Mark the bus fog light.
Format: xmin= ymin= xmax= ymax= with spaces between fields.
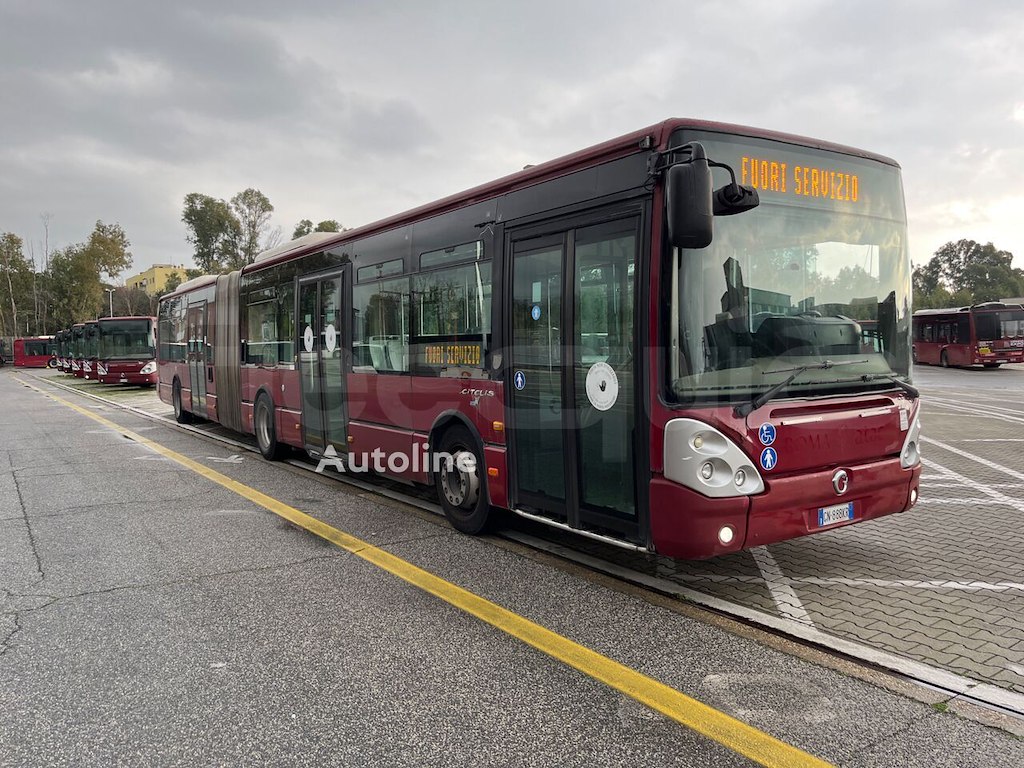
xmin=734 ymin=469 xmax=746 ymax=487
xmin=700 ymin=462 xmax=714 ymax=480
xmin=718 ymin=526 xmax=735 ymax=545
xmin=693 ymin=434 xmax=704 ymax=450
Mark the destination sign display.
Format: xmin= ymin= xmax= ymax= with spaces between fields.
xmin=740 ymin=156 xmax=858 ymax=203
xmin=422 ymin=342 xmax=483 ymax=367
xmin=671 ymin=129 xmax=905 ymax=220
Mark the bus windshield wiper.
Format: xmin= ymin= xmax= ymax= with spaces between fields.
xmin=859 ymin=373 xmax=919 ymax=399
xmin=734 ymin=359 xmax=868 ymax=418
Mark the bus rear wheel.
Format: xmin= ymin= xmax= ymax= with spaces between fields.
xmin=255 ymin=393 xmax=285 ymax=461
xmin=173 ymin=380 xmax=193 ymax=424
xmin=434 ymin=426 xmax=491 ymax=534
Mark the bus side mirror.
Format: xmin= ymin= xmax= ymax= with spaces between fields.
xmin=666 ymin=158 xmax=713 ymax=249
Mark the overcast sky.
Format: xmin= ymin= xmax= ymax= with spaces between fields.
xmin=2 ymin=1 xmax=1023 ymax=277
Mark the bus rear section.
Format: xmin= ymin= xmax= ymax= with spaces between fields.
xmin=913 ymin=303 xmax=1024 ymax=367
xmin=96 ymin=316 xmax=158 ymax=385
xmin=13 ymin=336 xmax=56 ymax=368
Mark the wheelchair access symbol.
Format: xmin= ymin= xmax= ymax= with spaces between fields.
xmin=760 ymin=447 xmax=778 ymax=471
xmin=758 ymin=422 xmax=776 ymax=446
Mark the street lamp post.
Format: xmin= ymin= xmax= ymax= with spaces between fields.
xmin=104 ymin=288 xmax=115 ymax=317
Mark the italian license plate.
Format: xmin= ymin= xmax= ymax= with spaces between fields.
xmin=817 ymin=501 xmax=854 ymax=528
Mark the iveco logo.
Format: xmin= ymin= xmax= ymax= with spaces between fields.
xmin=832 ymin=469 xmax=850 ymax=496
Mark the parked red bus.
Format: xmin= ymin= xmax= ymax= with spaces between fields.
xmin=54 ymin=329 xmax=68 ymax=372
xmin=95 ymin=316 xmax=158 ymax=385
xmin=159 ymin=118 xmax=921 ymax=559
xmin=13 ymin=336 xmax=57 ymax=368
xmin=80 ymin=321 xmax=100 ymax=379
xmin=69 ymin=324 xmax=85 ymax=376
xmin=913 ymin=303 xmax=1024 ymax=368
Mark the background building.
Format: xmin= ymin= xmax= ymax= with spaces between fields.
xmin=124 ymin=264 xmax=186 ymax=296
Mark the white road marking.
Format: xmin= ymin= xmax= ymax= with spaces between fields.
xmin=750 ymin=546 xmax=814 ymax=625
xmin=921 ymin=458 xmax=1024 ymax=513
xmin=207 ymin=454 xmax=244 ymax=464
xmin=647 ymin=571 xmax=1024 ymax=593
xmin=923 ymin=436 xmax=1024 ymax=483
xmin=959 ymin=438 xmax=1024 ymax=442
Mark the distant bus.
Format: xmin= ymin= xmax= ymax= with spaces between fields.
xmin=69 ymin=323 xmax=86 ymax=376
xmin=913 ymin=303 xmax=1024 ymax=368
xmin=54 ymin=329 xmax=69 ymax=372
xmin=79 ymin=321 xmax=99 ymax=379
xmin=95 ymin=316 xmax=158 ymax=385
xmin=13 ymin=336 xmax=56 ymax=368
xmin=159 ymin=117 xmax=922 ymax=560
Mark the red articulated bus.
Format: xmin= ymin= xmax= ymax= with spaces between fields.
xmin=159 ymin=118 xmax=922 ymax=559
xmin=912 ymin=302 xmax=1024 ymax=368
xmin=13 ymin=336 xmax=57 ymax=368
xmin=95 ymin=316 xmax=158 ymax=385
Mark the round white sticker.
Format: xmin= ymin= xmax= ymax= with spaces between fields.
xmin=585 ymin=362 xmax=618 ymax=411
xmin=324 ymin=323 xmax=337 ymax=353
xmin=303 ymin=325 xmax=315 ymax=353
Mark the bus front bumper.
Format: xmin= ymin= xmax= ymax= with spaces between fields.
xmin=649 ymin=458 xmax=922 ymax=560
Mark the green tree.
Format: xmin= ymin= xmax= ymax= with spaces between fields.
xmin=913 ymin=240 xmax=1024 ymax=307
xmin=182 ymin=193 xmax=241 ymax=273
xmin=292 ymin=218 xmax=342 ymax=240
xmin=163 ymin=271 xmax=184 ymax=295
xmin=85 ymin=220 xmax=133 ymax=279
xmin=47 ymin=244 xmax=102 ymax=326
xmin=0 ymin=233 xmax=34 ymax=337
xmin=231 ymin=188 xmax=274 ymax=268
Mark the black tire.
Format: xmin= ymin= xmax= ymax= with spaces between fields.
xmin=47 ymin=357 xmax=58 ymax=369
xmin=254 ymin=393 xmax=285 ymax=461
xmin=434 ymin=426 xmax=491 ymax=534
xmin=940 ymin=350 xmax=949 ymax=368
xmin=172 ymin=379 xmax=193 ymax=424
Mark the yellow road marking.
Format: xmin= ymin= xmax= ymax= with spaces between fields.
xmin=24 ymin=378 xmax=832 ymax=768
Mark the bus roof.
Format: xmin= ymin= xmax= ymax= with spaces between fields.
xmin=162 ymin=117 xmax=903 ymax=293
xmin=914 ymin=302 xmax=1024 ymax=316
xmin=97 ymin=315 xmax=156 ymax=323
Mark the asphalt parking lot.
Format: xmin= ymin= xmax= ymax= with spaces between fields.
xmin=3 ymin=366 xmax=1024 ymax=766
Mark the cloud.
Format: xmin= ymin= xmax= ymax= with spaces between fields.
xmin=1 ymin=0 xmax=1023 ymax=270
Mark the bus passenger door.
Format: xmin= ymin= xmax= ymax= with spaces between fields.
xmin=507 ymin=215 xmax=639 ymax=540
xmin=298 ymin=272 xmax=349 ymax=456
xmin=186 ymin=302 xmax=208 ymax=417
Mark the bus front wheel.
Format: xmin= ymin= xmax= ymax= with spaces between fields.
xmin=173 ymin=380 xmax=193 ymax=424
xmin=254 ymin=393 xmax=285 ymax=461
xmin=434 ymin=426 xmax=491 ymax=535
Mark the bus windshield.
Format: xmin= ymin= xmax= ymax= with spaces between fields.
xmin=668 ymin=131 xmax=911 ymax=404
xmin=975 ymin=309 xmax=1024 ymax=341
xmin=100 ymin=319 xmax=155 ymax=359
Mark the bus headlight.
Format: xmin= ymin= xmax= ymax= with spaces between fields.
xmin=664 ymin=418 xmax=764 ymax=498
xmin=96 ymin=363 xmax=107 ymax=376
xmin=140 ymin=361 xmax=157 ymax=375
